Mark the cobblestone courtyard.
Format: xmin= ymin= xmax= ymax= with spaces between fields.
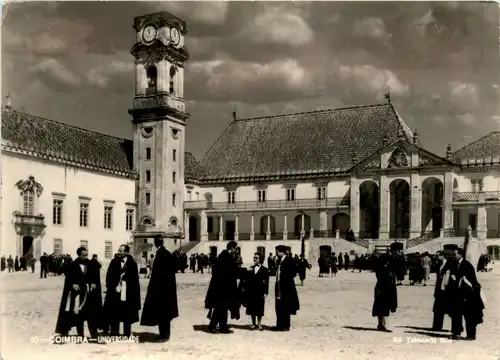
xmin=1 ymin=265 xmax=499 ymax=360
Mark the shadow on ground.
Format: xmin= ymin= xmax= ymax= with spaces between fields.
xmin=342 ymin=326 xmax=379 ymax=332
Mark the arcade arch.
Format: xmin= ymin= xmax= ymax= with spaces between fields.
xmin=389 ymin=179 xmax=410 ymax=238
xmin=359 ymin=180 xmax=380 ymax=238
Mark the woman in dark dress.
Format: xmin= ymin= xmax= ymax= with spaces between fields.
xmin=372 ymin=251 xmax=397 ymax=332
xmin=330 ymin=253 xmax=338 ymax=278
xmin=243 ymin=253 xmax=269 ymax=330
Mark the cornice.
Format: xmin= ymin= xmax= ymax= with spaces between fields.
xmin=2 ymin=144 xmax=137 ymax=180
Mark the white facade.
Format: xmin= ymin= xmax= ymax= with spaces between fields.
xmin=1 ymin=151 xmax=135 ymax=261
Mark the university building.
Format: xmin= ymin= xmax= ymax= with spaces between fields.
xmin=1 ymin=11 xmax=500 ymax=264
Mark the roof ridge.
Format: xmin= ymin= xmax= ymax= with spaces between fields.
xmin=233 ymin=103 xmax=389 ymax=122
xmin=451 ymin=131 xmax=497 ymax=156
xmin=3 ymin=108 xmax=131 ymax=142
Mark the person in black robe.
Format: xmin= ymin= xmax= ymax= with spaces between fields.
xmin=432 ymin=251 xmax=451 ymax=331
xmin=372 ymin=250 xmax=397 ymax=332
xmin=1 ymin=255 xmax=5 ymax=272
xmin=40 ymin=253 xmax=49 ymax=278
xmin=14 ymin=256 xmax=19 ymax=271
xmin=273 ymin=245 xmax=300 ymax=331
xmin=243 ymin=253 xmax=269 ymax=330
xmin=205 ymin=241 xmax=239 ymax=334
xmin=54 ymin=247 xmax=102 ymax=338
xmin=449 ymin=248 xmax=484 ymax=340
xmin=337 ymin=252 xmax=343 ymax=270
xmin=297 ymin=254 xmax=310 ymax=286
xmin=140 ymin=235 xmax=178 ymax=341
xmin=344 ymin=253 xmax=350 ymax=271
xmin=330 ymin=253 xmax=338 ymax=278
xmin=103 ymin=245 xmax=141 ymax=337
xmin=393 ymin=251 xmax=406 ymax=285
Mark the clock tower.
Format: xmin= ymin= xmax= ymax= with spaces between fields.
xmin=129 ymin=12 xmax=189 ymax=251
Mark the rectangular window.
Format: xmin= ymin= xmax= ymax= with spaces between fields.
xmin=80 ymin=240 xmax=88 ymax=252
xmin=104 ymin=241 xmax=113 ymax=259
xmin=172 ymin=193 xmax=176 ymax=207
xmin=471 ymin=179 xmax=482 ymax=192
xmin=172 ymin=172 xmax=176 ymax=184
xmin=126 ymin=208 xmax=134 ymax=231
xmin=258 ymin=190 xmax=266 ymax=202
xmin=79 ymin=203 xmax=89 ymax=227
xmin=53 ymin=239 xmax=63 ymax=255
xmin=146 ymin=147 xmax=151 ymax=160
xmin=23 ymin=191 xmax=35 ymax=215
xmin=187 ymin=191 xmax=192 ymax=201
xmin=195 ymin=192 xmax=200 ymax=200
xmin=227 ymin=191 xmax=235 ymax=204
xmin=173 ymin=149 xmax=177 ymax=162
xmin=145 ymin=192 xmax=151 ymax=205
xmin=286 ymin=189 xmax=295 ymax=201
xmin=317 ymin=187 xmax=326 ymax=200
xmin=104 ymin=206 xmax=113 ymax=229
xmin=146 ymin=170 xmax=151 ymax=183
xmin=53 ymin=199 xmax=63 ymax=225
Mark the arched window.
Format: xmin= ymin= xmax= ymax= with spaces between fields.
xmin=294 ymin=214 xmax=311 ymax=235
xmin=146 ymin=66 xmax=157 ymax=94
xmin=260 ymin=216 xmax=276 ymax=235
xmin=23 ymin=190 xmax=35 ymax=215
xmin=142 ymin=218 xmax=152 ymax=225
xmin=169 ymin=66 xmax=177 ymax=95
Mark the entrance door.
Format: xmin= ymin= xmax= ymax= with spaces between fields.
xmin=226 ymin=220 xmax=235 ymax=240
xmin=432 ymin=207 xmax=443 ymax=232
xmin=319 ymin=245 xmax=332 ymax=258
xmin=189 ymin=217 xmax=198 ymax=241
xmin=487 ymin=245 xmax=500 ymax=260
xmin=22 ymin=236 xmax=34 ymax=257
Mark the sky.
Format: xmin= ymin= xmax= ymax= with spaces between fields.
xmin=2 ymin=1 xmax=499 ymax=160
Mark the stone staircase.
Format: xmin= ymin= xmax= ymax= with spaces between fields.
xmin=405 ymin=231 xmax=440 ymax=249
xmin=178 ymin=241 xmax=200 ymax=255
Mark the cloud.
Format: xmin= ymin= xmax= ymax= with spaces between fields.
xmin=353 ymin=17 xmax=391 ymax=41
xmin=449 ymin=81 xmax=480 ymax=112
xmin=87 ymin=60 xmax=134 ymax=88
xmin=239 ymin=7 xmax=314 ymax=46
xmin=28 ymin=59 xmax=80 ymax=90
xmin=457 ymin=113 xmax=476 ymax=126
xmin=338 ymin=65 xmax=409 ymax=96
xmin=162 ymin=1 xmax=229 ymax=26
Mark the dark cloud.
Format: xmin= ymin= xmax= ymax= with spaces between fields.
xmin=2 ymin=1 xmax=499 ymax=159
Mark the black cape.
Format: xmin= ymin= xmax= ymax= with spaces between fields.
xmin=275 ymin=256 xmax=300 ymax=315
xmin=205 ymin=250 xmax=240 ymax=312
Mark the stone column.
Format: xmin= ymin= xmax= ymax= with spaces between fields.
xmin=300 ymin=213 xmax=305 ymax=238
xmin=349 ymin=177 xmax=360 ymax=237
xmin=409 ymin=171 xmax=422 ymax=238
xmin=266 ymin=214 xmax=271 ymax=240
xmin=250 ymin=214 xmax=255 ymax=240
xmin=319 ymin=210 xmax=328 ymax=234
xmin=136 ymin=63 xmax=147 ymax=95
xmin=219 ymin=216 xmax=224 ymax=241
xmin=184 ymin=211 xmax=190 ymax=241
xmin=477 ymin=193 xmax=487 ymax=241
xmin=379 ymin=175 xmax=390 ymax=240
xmin=442 ymin=172 xmax=454 ymax=233
xmin=283 ymin=213 xmax=288 ymax=240
xmin=200 ymin=210 xmax=208 ymax=241
xmin=234 ymin=214 xmax=239 ymax=241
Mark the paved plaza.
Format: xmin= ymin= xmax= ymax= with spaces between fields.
xmin=1 ymin=266 xmax=498 ymax=360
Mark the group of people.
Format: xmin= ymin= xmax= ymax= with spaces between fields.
xmin=373 ymin=244 xmax=486 ymax=340
xmin=55 ymin=235 xmax=177 ymax=342
xmin=266 ymin=253 xmax=311 ymax=286
xmin=1 ymin=254 xmax=36 ymax=273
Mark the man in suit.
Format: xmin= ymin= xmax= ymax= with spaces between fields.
xmin=140 ymin=235 xmax=179 ymax=341
xmin=449 ymin=248 xmax=484 ymax=340
xmin=432 ymin=251 xmax=450 ymax=331
xmin=273 ymin=245 xmax=300 ymax=331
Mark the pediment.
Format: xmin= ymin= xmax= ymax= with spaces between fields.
xmin=417 ymin=150 xmax=454 ymax=167
xmin=387 ymin=143 xmax=410 ymax=168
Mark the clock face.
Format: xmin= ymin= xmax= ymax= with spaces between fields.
xmin=143 ymin=25 xmax=157 ymax=43
xmin=170 ymin=27 xmax=180 ymax=45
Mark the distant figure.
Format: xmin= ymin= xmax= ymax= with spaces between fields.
xmin=14 ymin=256 xmax=19 ymax=271
xmin=330 ymin=253 xmax=338 ymax=278
xmin=141 ymin=235 xmax=178 ymax=342
xmin=29 ymin=257 xmax=36 ymax=273
xmin=297 ymin=254 xmax=311 ymax=286
xmin=338 ymin=252 xmax=343 ymax=269
xmin=7 ymin=255 xmax=14 ymax=272
xmin=1 ymin=255 xmax=6 ymax=272
xmin=372 ymin=250 xmax=397 ymax=332
xmin=421 ymin=252 xmax=432 ymax=286
xmin=147 ymin=254 xmax=154 ymax=278
xmin=344 ymin=253 xmax=350 ymax=271
xmin=273 ymin=245 xmax=300 ymax=331
xmin=243 ymin=253 xmax=269 ymax=330
xmin=40 ymin=253 xmax=49 ymax=278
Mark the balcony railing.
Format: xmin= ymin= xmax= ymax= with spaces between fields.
xmin=203 ymin=196 xmax=349 ymax=212
xmin=12 ymin=211 xmax=46 ymax=237
xmin=453 ymin=191 xmax=500 ymax=202
xmin=185 ymin=200 xmax=208 ymax=210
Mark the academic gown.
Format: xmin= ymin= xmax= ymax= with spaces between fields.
xmin=103 ymin=255 xmax=141 ymax=326
xmin=297 ymin=259 xmax=310 ymax=280
xmin=275 ymin=257 xmax=300 ymax=315
xmin=54 ymin=259 xmax=102 ymax=334
xmin=205 ymin=250 xmax=240 ymax=318
xmin=244 ymin=265 xmax=269 ymax=317
xmin=141 ymin=246 xmax=179 ymax=326
xmin=372 ymin=255 xmax=398 ymax=317
xmin=433 ymin=261 xmax=451 ymax=315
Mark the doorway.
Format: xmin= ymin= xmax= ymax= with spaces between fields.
xmin=225 ymin=220 xmax=235 ymax=240
xmin=22 ymin=236 xmax=34 ymax=257
xmin=189 ymin=216 xmax=198 ymax=241
xmin=319 ymin=245 xmax=332 ymax=258
xmin=487 ymin=245 xmax=500 ymax=260
xmin=431 ymin=207 xmax=443 ymax=232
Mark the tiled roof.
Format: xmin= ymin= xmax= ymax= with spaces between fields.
xmin=199 ymin=103 xmax=416 ymax=179
xmin=451 ymin=132 xmax=500 ymax=166
xmin=185 ymin=151 xmax=202 ymax=179
xmin=1 ymin=108 xmax=200 ymax=178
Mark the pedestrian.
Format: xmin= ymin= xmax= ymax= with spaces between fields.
xmin=243 ymin=253 xmax=269 ymax=330
xmin=372 ymin=249 xmax=397 ymax=332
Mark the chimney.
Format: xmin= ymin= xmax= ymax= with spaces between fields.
xmin=384 ymin=92 xmax=391 ymax=104
xmin=232 ymin=111 xmax=236 ymax=120
xmin=446 ymin=144 xmax=452 ymax=159
xmin=413 ymin=129 xmax=419 ymax=144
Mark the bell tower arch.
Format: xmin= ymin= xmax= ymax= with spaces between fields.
xmin=129 ymin=12 xmax=190 ymax=249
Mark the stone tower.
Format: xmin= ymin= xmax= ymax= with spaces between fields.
xmin=129 ymin=12 xmax=189 ymax=252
